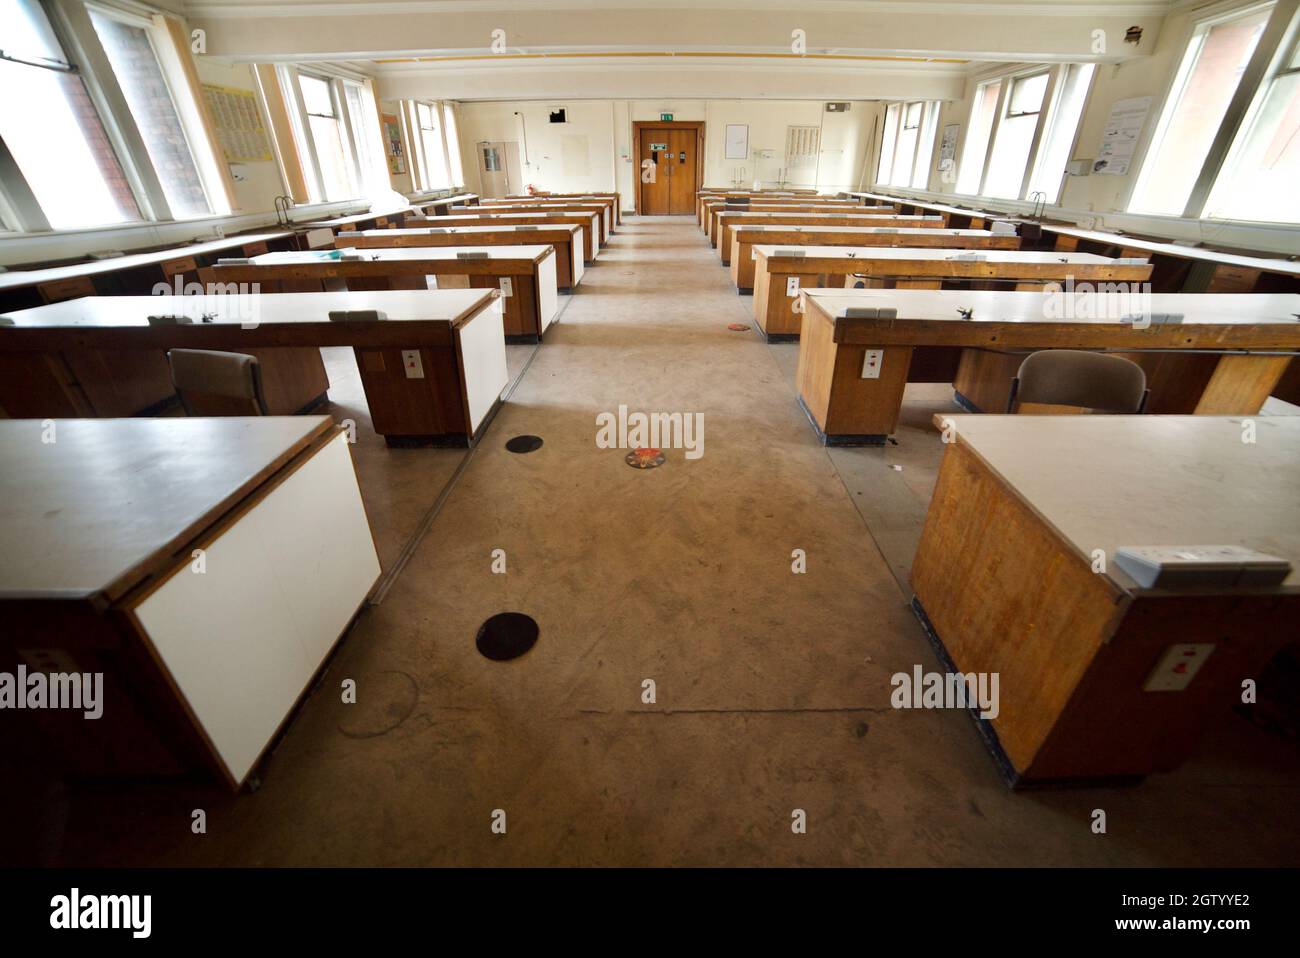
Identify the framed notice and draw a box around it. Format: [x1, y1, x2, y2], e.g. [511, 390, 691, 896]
[725, 124, 749, 160]
[1094, 96, 1152, 176]
[201, 84, 272, 162]
[938, 124, 959, 171]
[382, 113, 406, 175]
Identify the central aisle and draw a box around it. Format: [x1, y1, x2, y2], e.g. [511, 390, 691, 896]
[282, 215, 972, 865]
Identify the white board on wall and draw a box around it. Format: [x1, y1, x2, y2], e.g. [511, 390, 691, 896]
[725, 124, 749, 160]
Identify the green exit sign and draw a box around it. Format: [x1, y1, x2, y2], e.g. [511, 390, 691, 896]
[661, 113, 673, 121]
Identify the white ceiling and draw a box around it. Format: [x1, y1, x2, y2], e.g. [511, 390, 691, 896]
[184, 0, 1177, 100]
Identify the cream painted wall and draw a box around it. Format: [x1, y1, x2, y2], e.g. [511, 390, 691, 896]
[193, 57, 285, 213]
[458, 98, 879, 207]
[457, 100, 619, 196]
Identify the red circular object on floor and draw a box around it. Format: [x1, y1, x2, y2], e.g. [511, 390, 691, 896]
[626, 447, 665, 469]
[727, 323, 750, 331]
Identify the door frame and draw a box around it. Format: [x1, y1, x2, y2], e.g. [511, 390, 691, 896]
[632, 120, 705, 215]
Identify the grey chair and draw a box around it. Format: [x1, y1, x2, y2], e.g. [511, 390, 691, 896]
[1007, 350, 1149, 414]
[167, 348, 268, 416]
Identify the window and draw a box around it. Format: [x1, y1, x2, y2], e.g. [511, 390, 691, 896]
[342, 79, 386, 197]
[954, 63, 1094, 203]
[957, 80, 1001, 195]
[88, 5, 212, 218]
[0, 0, 141, 229]
[298, 73, 358, 202]
[443, 103, 464, 186]
[1131, 4, 1273, 215]
[1027, 64, 1095, 204]
[984, 72, 1049, 198]
[876, 104, 899, 184]
[0, 0, 229, 233]
[1204, 19, 1300, 221]
[415, 101, 450, 190]
[876, 100, 940, 188]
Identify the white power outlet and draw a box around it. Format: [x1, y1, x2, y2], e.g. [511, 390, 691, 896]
[499, 277, 514, 297]
[401, 349, 424, 379]
[786, 276, 800, 297]
[1143, 643, 1214, 692]
[861, 349, 884, 379]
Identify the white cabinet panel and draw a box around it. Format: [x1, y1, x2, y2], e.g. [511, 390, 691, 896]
[132, 432, 379, 785]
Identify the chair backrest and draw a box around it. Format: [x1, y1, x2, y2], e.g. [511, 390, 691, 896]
[1010, 350, 1148, 414]
[167, 348, 268, 416]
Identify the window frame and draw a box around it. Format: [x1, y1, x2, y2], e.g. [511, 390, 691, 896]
[949, 61, 1097, 204]
[406, 98, 458, 193]
[1186, 0, 1300, 220]
[0, 0, 231, 234]
[85, 0, 221, 219]
[976, 67, 1056, 200]
[1128, 1, 1281, 218]
[292, 68, 363, 204]
[876, 99, 941, 189]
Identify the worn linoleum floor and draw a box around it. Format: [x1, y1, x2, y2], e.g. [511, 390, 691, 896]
[14, 216, 1300, 868]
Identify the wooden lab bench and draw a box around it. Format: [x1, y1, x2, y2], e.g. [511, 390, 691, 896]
[484, 196, 618, 234]
[405, 212, 601, 262]
[793, 289, 1300, 444]
[0, 416, 380, 789]
[910, 414, 1299, 785]
[843, 192, 1007, 230]
[507, 192, 622, 225]
[337, 223, 584, 289]
[455, 202, 611, 244]
[756, 248, 1151, 340]
[0, 289, 509, 446]
[713, 212, 945, 255]
[729, 226, 1020, 291]
[0, 231, 298, 313]
[409, 192, 480, 215]
[206, 245, 559, 342]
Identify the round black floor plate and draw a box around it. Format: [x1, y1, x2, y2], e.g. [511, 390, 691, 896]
[476, 612, 539, 661]
[506, 435, 544, 453]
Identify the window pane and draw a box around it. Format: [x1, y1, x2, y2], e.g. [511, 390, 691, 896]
[0, 0, 141, 228]
[1205, 71, 1300, 221]
[957, 80, 1000, 194]
[417, 102, 449, 188]
[89, 10, 210, 218]
[1028, 64, 1095, 204]
[890, 103, 920, 187]
[344, 82, 381, 195]
[1130, 7, 1271, 215]
[443, 103, 463, 185]
[299, 75, 356, 200]
[912, 101, 938, 188]
[300, 74, 335, 116]
[309, 114, 353, 200]
[876, 103, 899, 183]
[985, 75, 1048, 199]
[1008, 72, 1048, 115]
[984, 113, 1037, 198]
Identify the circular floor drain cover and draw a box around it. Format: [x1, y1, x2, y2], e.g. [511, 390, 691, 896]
[506, 435, 543, 454]
[727, 323, 750, 331]
[626, 447, 665, 469]
[476, 612, 539, 661]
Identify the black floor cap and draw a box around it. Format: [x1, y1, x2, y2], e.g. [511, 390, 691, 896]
[476, 612, 539, 661]
[506, 435, 544, 453]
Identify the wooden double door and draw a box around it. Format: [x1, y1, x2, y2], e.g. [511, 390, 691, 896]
[637, 124, 701, 215]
